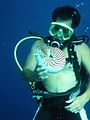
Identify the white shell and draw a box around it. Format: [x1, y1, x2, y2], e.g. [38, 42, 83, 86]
[34, 45, 66, 73]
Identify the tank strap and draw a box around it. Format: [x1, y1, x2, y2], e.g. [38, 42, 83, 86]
[67, 43, 81, 83]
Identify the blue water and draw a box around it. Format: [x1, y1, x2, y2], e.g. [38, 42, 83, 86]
[0, 0, 90, 120]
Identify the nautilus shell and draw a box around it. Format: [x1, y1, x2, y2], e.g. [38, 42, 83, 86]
[34, 44, 66, 73]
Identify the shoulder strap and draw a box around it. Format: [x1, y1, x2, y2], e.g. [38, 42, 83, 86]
[67, 42, 89, 93]
[67, 44, 81, 82]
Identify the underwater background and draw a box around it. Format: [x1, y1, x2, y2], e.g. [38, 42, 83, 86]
[1, 0, 90, 120]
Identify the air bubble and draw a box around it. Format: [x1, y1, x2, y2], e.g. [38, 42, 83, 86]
[75, 2, 84, 8]
[85, 27, 89, 32]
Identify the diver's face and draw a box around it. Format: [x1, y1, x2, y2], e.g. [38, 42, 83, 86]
[49, 18, 74, 41]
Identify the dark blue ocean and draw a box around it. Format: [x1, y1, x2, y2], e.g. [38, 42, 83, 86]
[0, 0, 90, 120]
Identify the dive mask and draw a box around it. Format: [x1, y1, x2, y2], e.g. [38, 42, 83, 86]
[49, 22, 74, 40]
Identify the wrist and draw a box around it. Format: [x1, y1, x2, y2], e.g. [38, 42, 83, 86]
[22, 68, 37, 82]
[81, 92, 90, 103]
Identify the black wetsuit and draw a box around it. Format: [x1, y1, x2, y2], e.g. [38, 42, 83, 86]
[35, 96, 82, 120]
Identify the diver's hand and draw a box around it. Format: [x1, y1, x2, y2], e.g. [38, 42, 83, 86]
[65, 95, 87, 114]
[35, 65, 48, 82]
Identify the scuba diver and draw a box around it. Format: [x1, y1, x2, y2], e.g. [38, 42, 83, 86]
[20, 6, 90, 120]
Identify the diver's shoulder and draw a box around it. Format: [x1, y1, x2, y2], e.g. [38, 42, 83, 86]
[76, 42, 90, 54]
[76, 42, 89, 49]
[32, 39, 43, 48]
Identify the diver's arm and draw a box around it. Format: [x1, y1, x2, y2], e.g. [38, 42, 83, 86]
[79, 43, 90, 102]
[80, 81, 90, 103]
[21, 68, 37, 82]
[21, 40, 47, 82]
[21, 41, 38, 82]
[22, 65, 48, 82]
[65, 43, 90, 113]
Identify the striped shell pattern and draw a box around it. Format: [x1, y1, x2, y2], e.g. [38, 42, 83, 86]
[34, 44, 66, 73]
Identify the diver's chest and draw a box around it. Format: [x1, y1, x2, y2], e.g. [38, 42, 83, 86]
[47, 64, 76, 81]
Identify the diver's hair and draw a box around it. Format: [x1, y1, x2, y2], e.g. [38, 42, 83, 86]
[52, 5, 81, 28]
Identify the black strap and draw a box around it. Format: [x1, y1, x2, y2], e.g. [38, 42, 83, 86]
[45, 35, 75, 50]
[67, 44, 81, 82]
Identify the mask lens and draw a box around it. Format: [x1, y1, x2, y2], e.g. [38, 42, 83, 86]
[62, 27, 69, 34]
[62, 27, 70, 38]
[54, 25, 61, 31]
[49, 24, 61, 35]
